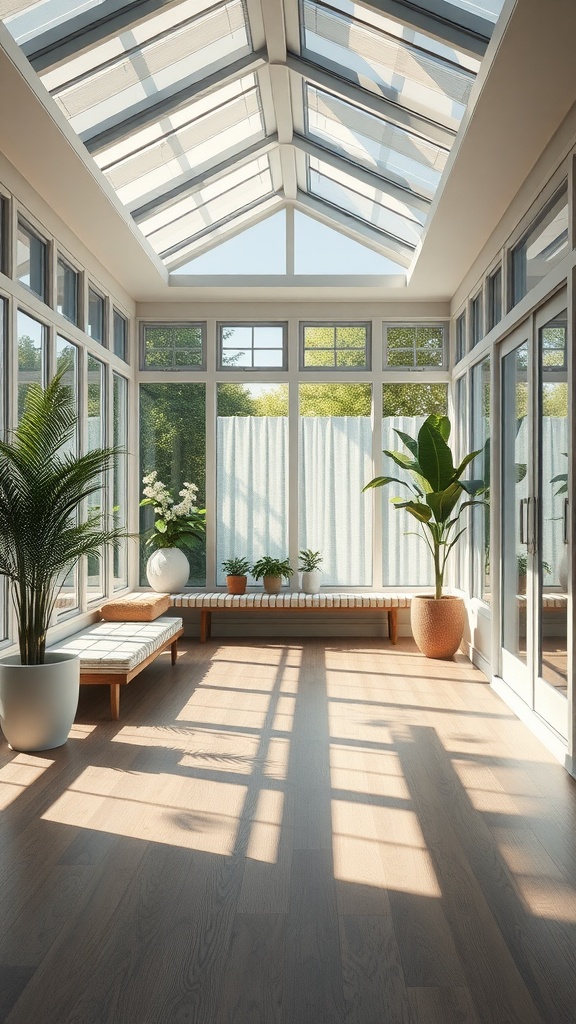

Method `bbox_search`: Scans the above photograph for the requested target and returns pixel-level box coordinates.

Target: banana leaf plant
[0,373,127,665]
[363,414,486,600]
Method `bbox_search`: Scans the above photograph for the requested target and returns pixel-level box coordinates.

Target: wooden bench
[51,617,183,720]
[170,592,413,644]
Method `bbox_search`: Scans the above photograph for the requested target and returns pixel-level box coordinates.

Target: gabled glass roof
[2,0,507,275]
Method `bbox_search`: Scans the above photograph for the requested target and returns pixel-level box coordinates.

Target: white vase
[146,548,190,593]
[0,652,80,752]
[301,570,322,594]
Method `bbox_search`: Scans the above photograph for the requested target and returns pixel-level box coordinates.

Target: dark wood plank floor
[1,638,575,1024]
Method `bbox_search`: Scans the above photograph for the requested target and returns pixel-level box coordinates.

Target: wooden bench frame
[80,628,183,720]
[197,606,399,644]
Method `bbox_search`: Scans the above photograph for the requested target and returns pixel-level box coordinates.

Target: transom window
[142,323,205,369]
[302,323,370,369]
[57,257,79,325]
[218,324,287,370]
[88,286,105,344]
[17,220,47,302]
[384,325,445,368]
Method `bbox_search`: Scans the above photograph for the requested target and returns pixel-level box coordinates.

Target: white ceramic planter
[146,547,190,592]
[0,652,80,752]
[301,570,322,594]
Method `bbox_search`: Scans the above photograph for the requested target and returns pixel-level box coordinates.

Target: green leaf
[426,482,462,523]
[454,449,482,478]
[392,429,418,458]
[154,519,167,533]
[392,499,432,523]
[363,475,412,492]
[459,478,485,495]
[384,450,419,471]
[417,417,454,491]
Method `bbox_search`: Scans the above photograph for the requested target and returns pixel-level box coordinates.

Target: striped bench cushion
[170,592,413,609]
[51,617,183,673]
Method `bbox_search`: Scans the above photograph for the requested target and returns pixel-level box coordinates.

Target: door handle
[519,498,528,545]
[564,497,569,545]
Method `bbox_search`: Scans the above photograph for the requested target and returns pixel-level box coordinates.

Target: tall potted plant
[140,472,205,592]
[0,374,126,751]
[364,414,485,658]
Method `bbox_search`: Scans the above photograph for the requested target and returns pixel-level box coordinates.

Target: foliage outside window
[17,310,45,422]
[113,310,128,362]
[381,383,448,587]
[143,323,204,369]
[17,221,47,302]
[511,187,569,307]
[302,324,370,369]
[57,258,78,324]
[219,323,286,369]
[385,325,445,368]
[139,383,206,586]
[88,287,105,344]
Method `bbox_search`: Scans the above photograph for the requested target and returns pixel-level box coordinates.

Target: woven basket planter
[410,595,465,659]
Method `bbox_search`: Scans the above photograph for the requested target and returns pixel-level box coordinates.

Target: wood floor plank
[214,913,284,1024]
[407,986,481,1024]
[339,914,411,1024]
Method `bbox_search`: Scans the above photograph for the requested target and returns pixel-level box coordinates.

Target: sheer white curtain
[382,416,433,587]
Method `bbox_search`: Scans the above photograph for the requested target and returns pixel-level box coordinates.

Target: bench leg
[171,637,178,665]
[388,609,398,645]
[110,683,120,720]
[200,610,211,643]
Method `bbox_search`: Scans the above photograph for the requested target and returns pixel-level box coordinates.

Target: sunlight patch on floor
[246,788,284,863]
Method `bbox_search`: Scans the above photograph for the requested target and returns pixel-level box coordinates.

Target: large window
[301,324,370,369]
[219,323,286,369]
[17,221,47,301]
[87,354,106,601]
[142,323,204,369]
[113,374,129,590]
[216,383,289,585]
[139,383,206,586]
[55,337,80,618]
[382,383,448,586]
[471,358,490,600]
[0,297,6,642]
[300,383,372,586]
[511,187,569,307]
[57,258,79,324]
[17,310,45,421]
[385,325,445,368]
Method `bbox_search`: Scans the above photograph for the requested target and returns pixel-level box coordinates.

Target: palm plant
[364,414,485,599]
[0,373,126,665]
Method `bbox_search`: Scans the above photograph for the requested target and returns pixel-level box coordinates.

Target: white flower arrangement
[140,471,205,550]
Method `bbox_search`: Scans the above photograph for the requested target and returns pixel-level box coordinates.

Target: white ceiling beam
[268,62,293,144]
[132,134,279,221]
[279,143,298,199]
[26,0,181,72]
[354,0,491,58]
[293,192,414,267]
[292,135,431,215]
[286,54,455,149]
[260,0,288,61]
[165,195,283,269]
[85,49,267,153]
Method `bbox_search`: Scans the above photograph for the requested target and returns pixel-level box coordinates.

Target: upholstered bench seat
[51,617,183,720]
[170,592,413,644]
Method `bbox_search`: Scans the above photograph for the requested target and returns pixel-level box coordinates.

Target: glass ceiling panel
[4,0,106,43]
[139,156,273,257]
[306,85,447,200]
[302,0,476,128]
[101,80,264,207]
[309,156,424,247]
[42,0,251,135]
[441,0,504,23]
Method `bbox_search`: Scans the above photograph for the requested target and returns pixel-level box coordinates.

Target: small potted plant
[299,549,323,594]
[222,556,251,595]
[251,556,293,595]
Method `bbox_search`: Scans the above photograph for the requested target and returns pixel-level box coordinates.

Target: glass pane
[309,157,424,246]
[113,310,127,361]
[501,342,528,668]
[471,358,490,599]
[216,383,289,586]
[303,324,368,369]
[300,383,372,586]
[57,259,78,324]
[6,0,108,45]
[386,325,444,367]
[306,85,446,200]
[88,288,105,344]
[488,268,502,330]
[539,314,568,693]
[442,0,505,23]
[113,373,129,590]
[55,337,79,618]
[17,223,46,300]
[456,313,466,362]
[143,324,203,369]
[220,324,286,370]
[139,383,206,586]
[0,298,6,640]
[471,294,483,347]
[512,190,569,307]
[382,383,448,586]
[87,354,105,601]
[17,310,45,421]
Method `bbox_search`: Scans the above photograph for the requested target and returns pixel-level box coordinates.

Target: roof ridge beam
[286,54,455,150]
[293,192,414,267]
[132,135,279,221]
[84,49,268,154]
[292,134,431,214]
[353,0,491,58]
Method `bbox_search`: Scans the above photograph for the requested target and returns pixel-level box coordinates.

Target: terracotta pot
[226,575,247,595]
[263,575,282,594]
[410,594,465,659]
